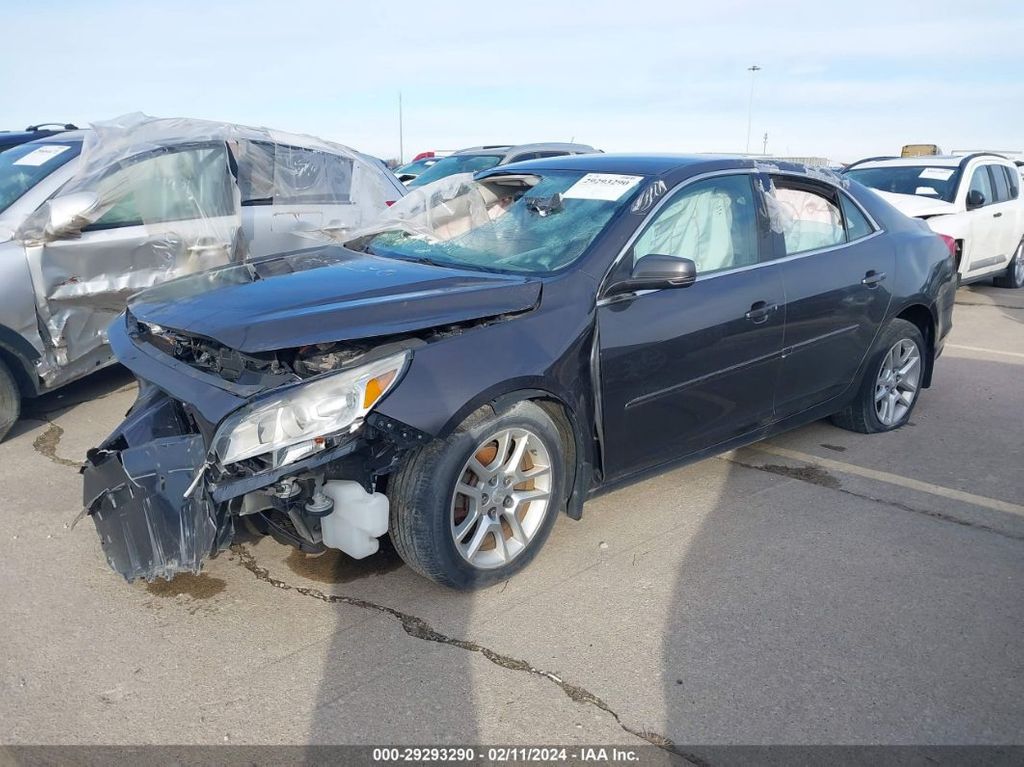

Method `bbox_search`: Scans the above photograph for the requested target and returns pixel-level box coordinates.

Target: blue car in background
[0,124,78,153]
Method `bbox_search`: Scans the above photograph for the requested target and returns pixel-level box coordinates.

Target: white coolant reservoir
[319,481,390,559]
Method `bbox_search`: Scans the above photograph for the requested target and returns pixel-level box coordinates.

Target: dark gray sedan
[82,154,956,589]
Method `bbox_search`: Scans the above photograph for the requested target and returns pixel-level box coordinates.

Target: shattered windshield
[0,141,81,214]
[350,170,644,275]
[407,154,504,188]
[845,165,959,203]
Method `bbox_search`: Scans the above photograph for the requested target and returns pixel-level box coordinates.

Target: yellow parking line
[946,343,1024,360]
[744,443,1024,517]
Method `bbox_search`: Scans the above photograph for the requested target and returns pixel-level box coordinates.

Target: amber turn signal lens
[363,370,397,409]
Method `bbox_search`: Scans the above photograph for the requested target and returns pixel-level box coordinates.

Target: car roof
[0,124,79,146]
[479,152,751,177]
[22,130,88,145]
[453,142,597,157]
[847,153,1011,171]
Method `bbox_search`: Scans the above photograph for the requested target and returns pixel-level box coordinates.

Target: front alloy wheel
[450,428,553,569]
[388,400,565,589]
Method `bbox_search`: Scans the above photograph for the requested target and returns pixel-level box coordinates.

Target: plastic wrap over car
[13,113,397,384]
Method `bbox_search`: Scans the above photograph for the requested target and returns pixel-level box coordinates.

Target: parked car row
[2,115,985,591]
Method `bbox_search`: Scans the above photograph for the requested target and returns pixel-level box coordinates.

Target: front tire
[0,359,21,443]
[993,238,1024,289]
[388,400,566,589]
[830,319,925,434]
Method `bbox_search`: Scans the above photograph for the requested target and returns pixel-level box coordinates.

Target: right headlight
[212,350,410,468]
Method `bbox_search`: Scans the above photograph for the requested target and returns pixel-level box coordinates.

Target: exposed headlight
[213,351,410,468]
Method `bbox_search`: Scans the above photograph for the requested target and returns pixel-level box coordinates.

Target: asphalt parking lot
[1,285,1021,749]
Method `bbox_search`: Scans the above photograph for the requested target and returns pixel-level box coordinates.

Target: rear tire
[830,318,925,434]
[0,359,21,443]
[388,400,565,590]
[993,238,1024,289]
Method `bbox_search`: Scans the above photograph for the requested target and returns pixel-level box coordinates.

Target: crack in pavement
[230,544,703,762]
[31,421,83,469]
[723,457,1024,543]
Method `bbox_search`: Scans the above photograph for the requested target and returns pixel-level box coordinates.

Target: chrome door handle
[745,301,778,324]
[862,270,887,287]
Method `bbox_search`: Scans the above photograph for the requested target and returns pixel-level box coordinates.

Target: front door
[598,172,784,480]
[769,176,895,418]
[28,143,240,375]
[962,163,1003,276]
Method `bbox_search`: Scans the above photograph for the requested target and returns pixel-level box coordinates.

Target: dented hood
[875,191,958,219]
[128,245,542,352]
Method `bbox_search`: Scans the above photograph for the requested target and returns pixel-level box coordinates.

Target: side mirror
[605,254,697,297]
[965,189,986,210]
[47,191,99,237]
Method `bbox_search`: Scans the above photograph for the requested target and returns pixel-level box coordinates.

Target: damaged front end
[81,316,435,582]
[83,390,228,581]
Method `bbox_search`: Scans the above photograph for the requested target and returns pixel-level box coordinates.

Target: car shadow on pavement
[958,283,1024,327]
[660,444,1024,746]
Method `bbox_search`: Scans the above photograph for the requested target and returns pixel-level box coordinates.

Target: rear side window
[1007,166,1024,198]
[235,141,353,206]
[967,166,994,206]
[771,181,845,255]
[990,165,1010,203]
[1004,166,1020,199]
[840,194,875,241]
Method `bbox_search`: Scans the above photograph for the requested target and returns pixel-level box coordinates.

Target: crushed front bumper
[82,389,231,582]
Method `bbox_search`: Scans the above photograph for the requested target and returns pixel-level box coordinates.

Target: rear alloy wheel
[830,318,925,434]
[388,400,565,589]
[873,339,922,427]
[993,238,1024,289]
[0,358,21,443]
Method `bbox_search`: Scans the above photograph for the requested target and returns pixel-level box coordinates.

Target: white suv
[845,154,1024,288]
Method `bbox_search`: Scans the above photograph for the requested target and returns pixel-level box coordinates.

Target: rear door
[234,141,370,257]
[770,176,894,419]
[598,171,784,479]
[986,164,1021,263]
[28,143,240,372]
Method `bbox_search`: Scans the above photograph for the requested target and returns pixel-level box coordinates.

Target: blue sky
[3,0,1022,163]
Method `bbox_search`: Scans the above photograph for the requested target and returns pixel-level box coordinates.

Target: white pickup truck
[845,153,1024,288]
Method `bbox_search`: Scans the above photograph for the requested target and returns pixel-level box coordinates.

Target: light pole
[745,65,761,154]
[398,91,404,165]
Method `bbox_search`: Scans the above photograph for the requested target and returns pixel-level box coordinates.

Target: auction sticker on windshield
[919,167,955,181]
[563,173,642,201]
[13,145,72,167]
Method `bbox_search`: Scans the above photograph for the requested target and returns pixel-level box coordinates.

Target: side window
[990,165,1010,203]
[967,165,994,206]
[771,180,845,255]
[89,145,235,229]
[840,193,875,242]
[633,174,758,275]
[1003,166,1020,199]
[235,141,354,206]
[508,153,538,163]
